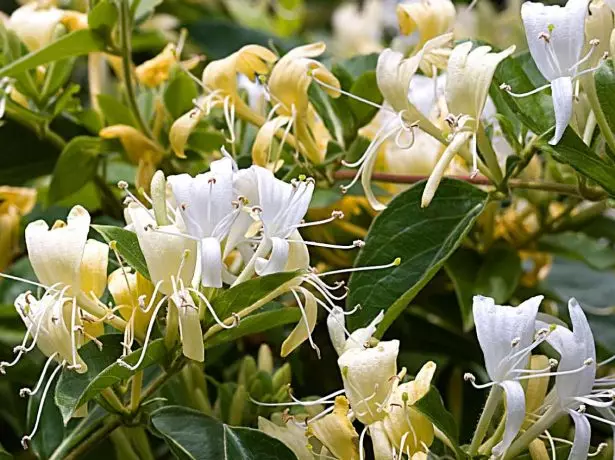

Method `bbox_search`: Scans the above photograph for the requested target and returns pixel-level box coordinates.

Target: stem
[110,428,140,460]
[100,388,130,416]
[581,74,615,154]
[479,411,506,455]
[505,406,561,459]
[118,0,153,139]
[126,427,154,460]
[333,171,585,197]
[130,371,143,413]
[469,385,503,455]
[477,122,503,183]
[63,416,122,460]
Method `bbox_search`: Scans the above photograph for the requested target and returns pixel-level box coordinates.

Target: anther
[549,358,559,368]
[463,372,476,382]
[499,83,512,91]
[584,358,594,366]
[117,180,129,190]
[19,388,32,398]
[589,38,600,46]
[353,240,365,248]
[331,210,344,219]
[511,337,521,347]
[578,404,587,413]
[538,31,551,43]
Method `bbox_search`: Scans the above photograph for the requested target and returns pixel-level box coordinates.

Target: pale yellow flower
[135,43,201,88]
[258,416,313,460]
[308,396,360,460]
[397,0,456,49]
[0,186,36,271]
[332,0,383,57]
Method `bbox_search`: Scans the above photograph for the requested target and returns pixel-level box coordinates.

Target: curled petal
[549,76,573,145]
[492,380,526,457]
[281,287,317,357]
[568,410,591,460]
[200,236,223,288]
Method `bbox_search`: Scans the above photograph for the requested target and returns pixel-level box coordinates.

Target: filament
[19,353,59,398]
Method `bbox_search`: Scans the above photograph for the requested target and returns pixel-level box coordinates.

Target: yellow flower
[9,3,87,51]
[397,0,456,49]
[168,101,205,158]
[383,361,437,456]
[267,42,341,164]
[0,186,36,272]
[136,44,201,88]
[99,125,164,191]
[332,0,383,57]
[308,396,360,460]
[258,416,314,460]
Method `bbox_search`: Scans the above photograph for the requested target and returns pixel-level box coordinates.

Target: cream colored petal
[252,116,292,167]
[79,239,109,299]
[258,417,313,460]
[171,292,204,362]
[99,125,163,165]
[308,396,360,460]
[280,286,317,357]
[169,105,206,159]
[0,186,37,214]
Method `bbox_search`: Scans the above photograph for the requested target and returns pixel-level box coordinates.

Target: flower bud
[258,343,274,374]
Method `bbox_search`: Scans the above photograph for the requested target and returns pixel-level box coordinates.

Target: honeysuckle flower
[307,396,360,460]
[331,0,383,57]
[99,125,164,191]
[507,0,596,145]
[382,361,437,457]
[397,0,456,50]
[267,42,341,164]
[0,186,36,271]
[338,338,400,425]
[421,41,515,208]
[251,116,292,171]
[258,416,314,460]
[168,103,205,159]
[9,3,87,51]
[466,295,544,457]
[168,158,238,288]
[135,43,200,88]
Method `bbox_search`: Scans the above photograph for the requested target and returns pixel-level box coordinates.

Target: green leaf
[347,179,488,334]
[208,271,301,328]
[0,443,11,460]
[40,58,77,103]
[491,52,615,196]
[48,136,103,203]
[88,0,118,33]
[187,129,226,156]
[92,225,150,279]
[97,94,136,127]
[413,386,464,459]
[347,70,382,128]
[0,30,106,78]
[164,69,198,120]
[27,373,65,459]
[151,406,297,459]
[474,244,521,304]
[0,120,62,185]
[539,232,615,271]
[204,305,301,348]
[335,53,379,79]
[595,59,615,135]
[55,335,167,423]
[444,247,482,332]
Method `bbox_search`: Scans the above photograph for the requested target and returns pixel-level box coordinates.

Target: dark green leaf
[151,405,297,460]
[595,59,615,135]
[0,443,11,460]
[475,244,521,304]
[92,225,150,279]
[0,30,106,78]
[164,69,198,120]
[0,120,62,185]
[187,129,226,156]
[97,94,136,127]
[48,136,103,203]
[204,306,301,348]
[55,335,167,423]
[347,179,488,334]
[88,0,118,33]
[347,71,382,128]
[27,372,65,459]
[413,386,464,459]
[491,52,615,196]
[40,58,77,103]
[335,53,379,79]
[444,247,482,332]
[539,232,615,270]
[208,271,301,328]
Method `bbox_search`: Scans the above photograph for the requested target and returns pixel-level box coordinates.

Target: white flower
[470,295,544,457]
[518,0,597,145]
[168,158,238,288]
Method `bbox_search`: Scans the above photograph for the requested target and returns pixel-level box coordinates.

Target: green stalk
[469,385,503,455]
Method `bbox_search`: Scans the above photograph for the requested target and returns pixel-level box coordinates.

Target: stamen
[19,353,59,398]
[249,388,343,407]
[316,257,401,277]
[570,39,599,74]
[148,226,201,242]
[291,210,344,229]
[21,360,65,449]
[0,273,58,291]
[500,81,552,98]
[285,239,364,249]
[67,297,81,371]
[312,74,389,112]
[189,288,239,330]
[358,425,368,460]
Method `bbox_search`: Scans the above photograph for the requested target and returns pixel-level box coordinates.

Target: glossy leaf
[595,60,615,135]
[151,406,296,459]
[204,305,301,348]
[164,70,198,120]
[48,136,104,204]
[0,30,106,78]
[539,232,615,271]
[55,335,166,423]
[97,94,136,127]
[92,225,151,279]
[413,386,464,459]
[347,179,488,334]
[491,53,615,196]
[346,70,382,128]
[208,271,301,328]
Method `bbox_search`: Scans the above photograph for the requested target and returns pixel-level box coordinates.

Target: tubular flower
[397,0,456,50]
[258,416,314,460]
[201,44,277,137]
[422,41,514,208]
[135,43,201,88]
[0,186,36,271]
[508,0,596,145]
[467,295,544,457]
[331,0,383,57]
[8,3,87,51]
[99,125,164,191]
[308,396,360,460]
[382,361,437,457]
[267,42,341,164]
[167,158,239,288]
[169,96,206,158]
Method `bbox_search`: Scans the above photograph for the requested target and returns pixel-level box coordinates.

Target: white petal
[200,236,223,288]
[567,410,591,460]
[521,0,589,81]
[255,237,290,275]
[25,205,90,292]
[172,292,204,362]
[492,380,526,457]
[280,287,317,357]
[284,230,310,272]
[327,307,347,356]
[549,77,573,145]
[79,239,109,299]
[343,310,384,353]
